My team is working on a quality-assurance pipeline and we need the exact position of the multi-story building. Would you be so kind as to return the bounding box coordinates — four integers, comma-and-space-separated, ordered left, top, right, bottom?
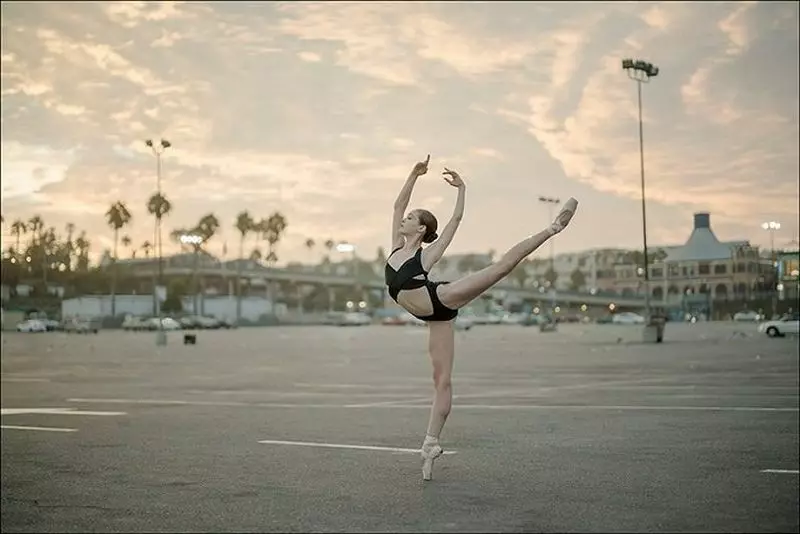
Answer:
777, 250, 799, 302
613, 213, 775, 302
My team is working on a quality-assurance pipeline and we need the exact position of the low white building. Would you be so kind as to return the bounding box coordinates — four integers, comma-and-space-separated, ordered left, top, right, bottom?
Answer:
61, 295, 281, 321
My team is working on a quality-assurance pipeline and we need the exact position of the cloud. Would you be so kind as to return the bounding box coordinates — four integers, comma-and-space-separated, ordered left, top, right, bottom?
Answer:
297, 51, 322, 62
0, 1, 797, 264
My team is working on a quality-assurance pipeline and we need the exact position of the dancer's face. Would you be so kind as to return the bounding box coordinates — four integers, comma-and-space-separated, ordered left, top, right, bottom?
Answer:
399, 211, 425, 237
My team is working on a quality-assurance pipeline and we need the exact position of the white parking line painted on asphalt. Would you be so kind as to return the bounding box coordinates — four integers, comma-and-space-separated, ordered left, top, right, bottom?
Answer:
760, 469, 799, 474
1, 408, 126, 416
67, 398, 799, 413
1, 425, 78, 433
258, 439, 457, 455
0, 378, 51, 383
292, 382, 426, 391
390, 404, 800, 412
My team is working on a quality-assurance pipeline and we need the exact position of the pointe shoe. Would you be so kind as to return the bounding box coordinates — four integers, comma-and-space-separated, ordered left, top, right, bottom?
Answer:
421, 441, 444, 481
548, 197, 579, 235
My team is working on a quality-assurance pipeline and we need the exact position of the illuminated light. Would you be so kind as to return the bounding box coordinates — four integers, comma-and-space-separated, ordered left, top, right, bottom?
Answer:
180, 234, 202, 245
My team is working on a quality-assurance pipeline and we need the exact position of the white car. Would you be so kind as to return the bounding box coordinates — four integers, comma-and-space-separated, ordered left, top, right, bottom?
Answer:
733, 310, 762, 322
337, 312, 372, 326
757, 313, 800, 338
147, 317, 182, 331
612, 312, 646, 325
16, 319, 48, 333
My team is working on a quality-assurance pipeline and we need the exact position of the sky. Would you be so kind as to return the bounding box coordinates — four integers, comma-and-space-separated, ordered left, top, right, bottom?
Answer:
1, 1, 798, 265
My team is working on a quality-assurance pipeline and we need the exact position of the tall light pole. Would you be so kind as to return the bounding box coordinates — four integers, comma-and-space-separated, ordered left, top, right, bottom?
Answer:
538, 196, 560, 313
145, 138, 171, 346
622, 58, 659, 322
761, 220, 781, 318
336, 242, 360, 310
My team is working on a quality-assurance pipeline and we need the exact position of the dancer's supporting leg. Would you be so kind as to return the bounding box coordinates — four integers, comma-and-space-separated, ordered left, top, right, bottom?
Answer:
437, 197, 578, 311
420, 320, 454, 481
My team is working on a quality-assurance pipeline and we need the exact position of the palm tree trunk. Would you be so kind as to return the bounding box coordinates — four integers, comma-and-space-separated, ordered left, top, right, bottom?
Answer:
111, 228, 118, 317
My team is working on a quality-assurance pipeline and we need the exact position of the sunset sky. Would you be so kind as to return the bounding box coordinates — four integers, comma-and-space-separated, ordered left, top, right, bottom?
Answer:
1, 1, 798, 265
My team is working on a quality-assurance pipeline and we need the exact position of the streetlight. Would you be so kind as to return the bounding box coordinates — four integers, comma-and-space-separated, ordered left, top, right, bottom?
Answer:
622, 58, 659, 323
145, 138, 171, 346
181, 233, 203, 314
761, 220, 781, 318
538, 195, 560, 313
337, 242, 361, 310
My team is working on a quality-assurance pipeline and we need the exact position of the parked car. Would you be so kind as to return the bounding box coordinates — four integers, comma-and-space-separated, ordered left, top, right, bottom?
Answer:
757, 312, 800, 338
612, 312, 646, 325
454, 316, 474, 331
147, 317, 182, 331
122, 315, 150, 331
179, 315, 222, 329
733, 310, 762, 322
16, 319, 48, 333
63, 317, 100, 334
43, 319, 62, 331
337, 312, 372, 326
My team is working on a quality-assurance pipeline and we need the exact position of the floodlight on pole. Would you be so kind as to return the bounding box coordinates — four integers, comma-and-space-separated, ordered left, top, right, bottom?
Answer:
145, 137, 172, 346
621, 57, 659, 323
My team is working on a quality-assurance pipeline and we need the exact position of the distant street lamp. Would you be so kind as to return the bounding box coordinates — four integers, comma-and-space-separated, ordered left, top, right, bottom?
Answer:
761, 220, 781, 318
622, 58, 659, 322
337, 242, 362, 310
538, 195, 560, 313
145, 138, 171, 346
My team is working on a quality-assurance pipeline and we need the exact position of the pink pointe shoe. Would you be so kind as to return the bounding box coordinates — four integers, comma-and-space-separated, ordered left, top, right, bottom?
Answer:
548, 197, 579, 235
421, 439, 444, 481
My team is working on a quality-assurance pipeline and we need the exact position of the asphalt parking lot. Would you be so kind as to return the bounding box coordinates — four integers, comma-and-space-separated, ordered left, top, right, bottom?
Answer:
1, 322, 798, 533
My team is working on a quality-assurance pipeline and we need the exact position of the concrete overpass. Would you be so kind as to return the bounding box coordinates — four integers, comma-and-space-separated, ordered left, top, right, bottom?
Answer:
127, 263, 666, 310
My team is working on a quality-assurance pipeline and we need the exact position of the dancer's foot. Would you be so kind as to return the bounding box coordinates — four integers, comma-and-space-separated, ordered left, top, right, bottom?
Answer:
547, 197, 579, 235
421, 437, 443, 481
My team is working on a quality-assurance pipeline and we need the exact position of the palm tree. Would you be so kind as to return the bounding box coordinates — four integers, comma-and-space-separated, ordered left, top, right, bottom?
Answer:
10, 219, 26, 263
305, 238, 315, 265
106, 201, 133, 317
141, 241, 153, 258
65, 222, 75, 272
235, 211, 255, 324
121, 235, 132, 257
264, 212, 287, 262
147, 192, 172, 314
194, 213, 220, 314
75, 232, 90, 272
324, 239, 334, 264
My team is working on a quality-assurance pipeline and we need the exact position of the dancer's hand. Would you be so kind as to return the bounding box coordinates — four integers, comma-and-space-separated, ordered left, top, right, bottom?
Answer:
442, 167, 465, 189
411, 154, 430, 177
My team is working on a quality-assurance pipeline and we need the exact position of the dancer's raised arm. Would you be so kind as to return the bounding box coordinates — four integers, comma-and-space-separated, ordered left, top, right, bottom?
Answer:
421, 167, 465, 269
391, 154, 429, 249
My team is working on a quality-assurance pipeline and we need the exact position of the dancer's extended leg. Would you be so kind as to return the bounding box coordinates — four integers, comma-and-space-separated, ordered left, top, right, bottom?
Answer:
420, 320, 454, 481
437, 197, 578, 310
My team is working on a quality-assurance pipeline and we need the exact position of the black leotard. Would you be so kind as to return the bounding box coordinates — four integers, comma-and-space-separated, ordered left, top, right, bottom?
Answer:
384, 246, 458, 322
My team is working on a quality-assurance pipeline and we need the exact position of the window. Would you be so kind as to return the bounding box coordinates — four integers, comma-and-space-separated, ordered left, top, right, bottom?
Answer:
736, 262, 745, 273
669, 265, 680, 277
714, 264, 727, 275
698, 263, 710, 275
651, 267, 663, 278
